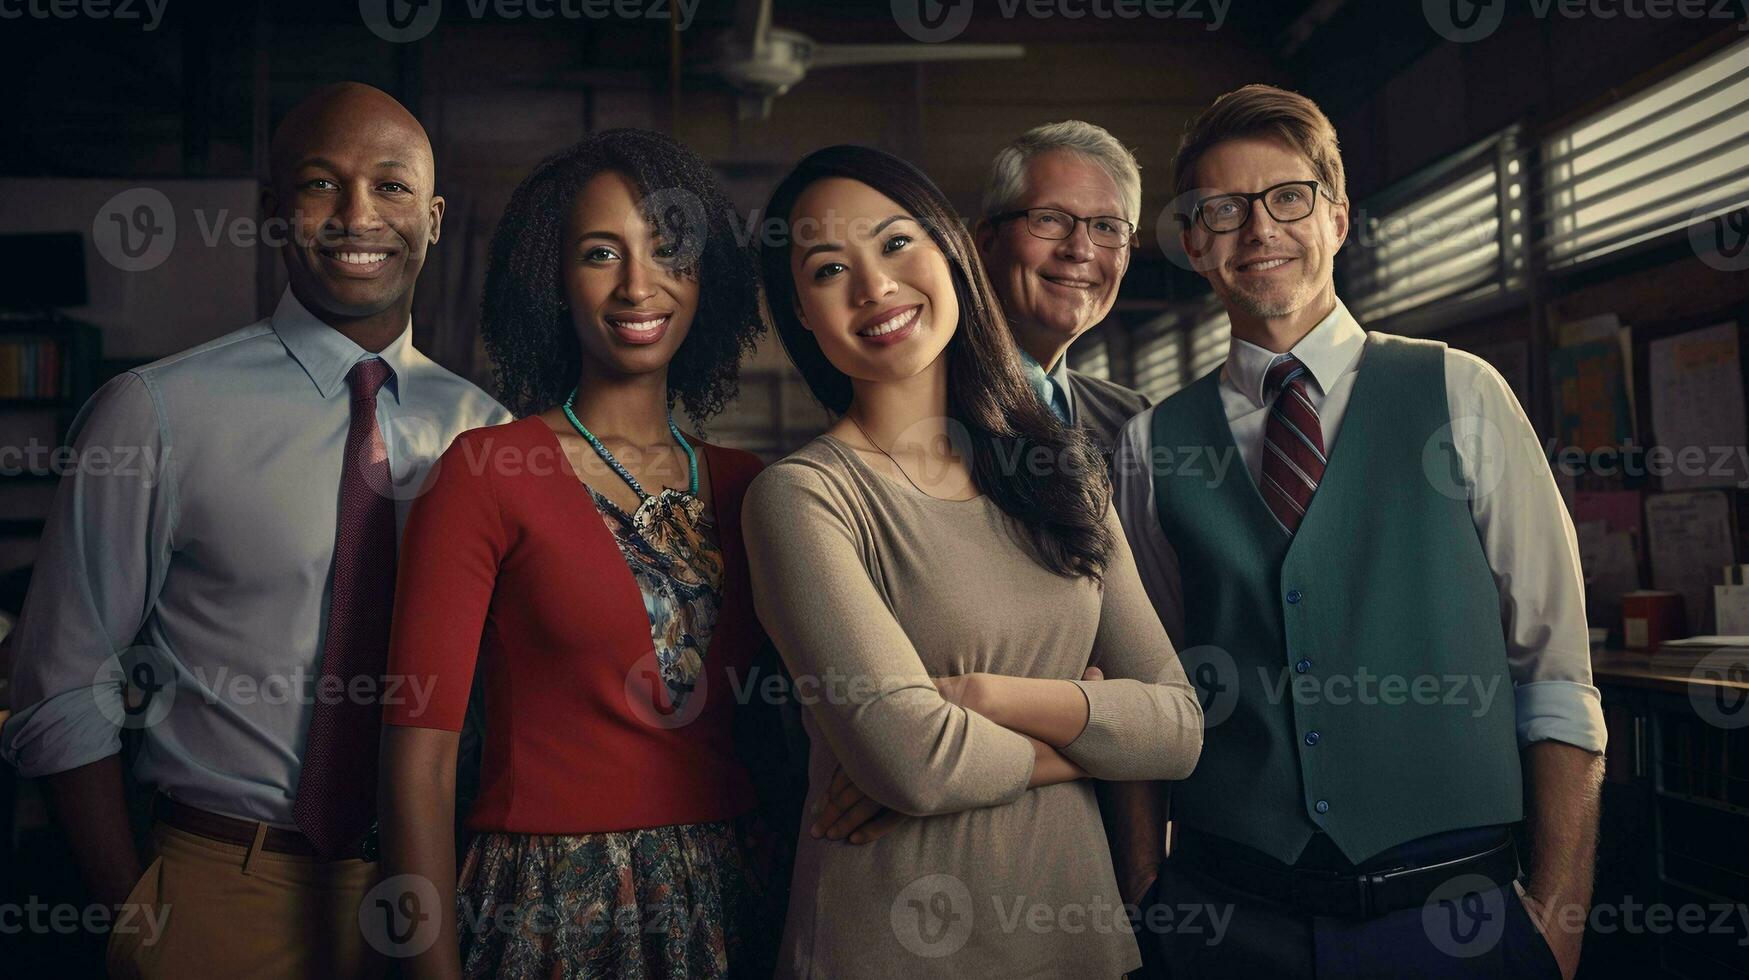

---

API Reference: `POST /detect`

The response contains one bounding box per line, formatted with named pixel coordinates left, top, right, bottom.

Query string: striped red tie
left=1260, top=354, right=1325, bottom=535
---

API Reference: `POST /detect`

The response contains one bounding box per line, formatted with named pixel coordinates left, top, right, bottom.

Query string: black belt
left=1175, top=828, right=1520, bottom=919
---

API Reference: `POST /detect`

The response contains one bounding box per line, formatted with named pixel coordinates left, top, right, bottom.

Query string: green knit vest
left=1151, top=334, right=1522, bottom=865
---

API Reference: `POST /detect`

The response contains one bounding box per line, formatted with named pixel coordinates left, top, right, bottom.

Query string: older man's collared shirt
left=0, top=289, right=511, bottom=826
left=1018, top=348, right=1073, bottom=425
left=1017, top=345, right=1153, bottom=468
left=1110, top=299, right=1606, bottom=754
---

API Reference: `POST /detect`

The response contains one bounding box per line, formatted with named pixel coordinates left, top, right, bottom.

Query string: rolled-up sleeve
left=1060, top=506, right=1203, bottom=781
left=1448, top=351, right=1606, bottom=753
left=742, top=461, right=1035, bottom=817
left=1, top=373, right=176, bottom=776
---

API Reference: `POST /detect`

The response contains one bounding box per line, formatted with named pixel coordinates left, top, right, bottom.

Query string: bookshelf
left=1594, top=655, right=1749, bottom=979
left=0, top=317, right=101, bottom=582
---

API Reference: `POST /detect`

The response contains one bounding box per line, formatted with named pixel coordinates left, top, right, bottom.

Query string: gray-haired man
left=975, top=120, right=1153, bottom=464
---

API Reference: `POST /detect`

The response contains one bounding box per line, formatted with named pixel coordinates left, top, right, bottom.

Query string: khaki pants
left=106, top=821, right=387, bottom=980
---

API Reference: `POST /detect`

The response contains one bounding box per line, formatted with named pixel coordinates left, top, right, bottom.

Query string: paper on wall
left=1646, top=491, right=1739, bottom=634
left=1650, top=323, right=1748, bottom=491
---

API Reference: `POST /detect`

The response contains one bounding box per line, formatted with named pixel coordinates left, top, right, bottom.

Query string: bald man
left=1, top=82, right=509, bottom=978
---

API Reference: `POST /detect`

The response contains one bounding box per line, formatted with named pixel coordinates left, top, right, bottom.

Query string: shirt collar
left=270, top=288, right=414, bottom=404
left=1221, top=298, right=1366, bottom=409
left=1017, top=346, right=1074, bottom=419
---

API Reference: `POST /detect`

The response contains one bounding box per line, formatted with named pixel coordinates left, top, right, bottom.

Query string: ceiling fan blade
left=731, top=0, right=772, bottom=49
left=737, top=93, right=775, bottom=121
left=808, top=43, right=1025, bottom=69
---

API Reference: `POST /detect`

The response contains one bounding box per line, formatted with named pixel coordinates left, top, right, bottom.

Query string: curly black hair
left=481, top=129, right=765, bottom=421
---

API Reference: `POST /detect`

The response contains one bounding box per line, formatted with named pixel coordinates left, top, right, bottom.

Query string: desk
left=1590, top=651, right=1749, bottom=979
left=1592, top=649, right=1749, bottom=699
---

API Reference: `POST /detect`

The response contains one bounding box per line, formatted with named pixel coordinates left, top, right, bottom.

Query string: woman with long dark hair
left=742, top=145, right=1203, bottom=978
left=378, top=129, right=786, bottom=979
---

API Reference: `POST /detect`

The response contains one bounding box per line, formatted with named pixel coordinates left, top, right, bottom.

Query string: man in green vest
left=1110, top=84, right=1603, bottom=979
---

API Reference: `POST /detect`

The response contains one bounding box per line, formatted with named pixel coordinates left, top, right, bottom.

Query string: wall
left=402, top=8, right=1283, bottom=452
left=0, top=178, right=261, bottom=359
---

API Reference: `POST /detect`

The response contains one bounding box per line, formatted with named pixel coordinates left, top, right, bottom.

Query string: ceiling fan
left=710, top=0, right=1025, bottom=119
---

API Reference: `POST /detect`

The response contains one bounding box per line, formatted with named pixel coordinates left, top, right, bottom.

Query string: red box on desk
left=1621, top=590, right=1685, bottom=652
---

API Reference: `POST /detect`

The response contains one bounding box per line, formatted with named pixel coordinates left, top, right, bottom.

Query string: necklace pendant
left=563, top=387, right=699, bottom=501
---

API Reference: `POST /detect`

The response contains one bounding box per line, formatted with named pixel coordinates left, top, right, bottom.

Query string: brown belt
left=153, top=793, right=347, bottom=858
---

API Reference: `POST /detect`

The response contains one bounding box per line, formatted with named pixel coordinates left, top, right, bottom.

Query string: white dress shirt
left=0, top=289, right=511, bottom=825
left=1111, top=299, right=1606, bottom=753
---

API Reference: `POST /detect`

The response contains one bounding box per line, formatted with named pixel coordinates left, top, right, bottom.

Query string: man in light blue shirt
left=976, top=120, right=1153, bottom=463
left=1016, top=346, right=1073, bottom=425
left=1, top=82, right=508, bottom=977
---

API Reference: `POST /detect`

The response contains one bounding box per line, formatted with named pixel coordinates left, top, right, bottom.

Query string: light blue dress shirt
left=0, top=289, right=510, bottom=825
left=1017, top=347, right=1073, bottom=425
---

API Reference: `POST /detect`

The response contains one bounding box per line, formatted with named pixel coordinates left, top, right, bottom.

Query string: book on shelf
left=0, top=339, right=65, bottom=399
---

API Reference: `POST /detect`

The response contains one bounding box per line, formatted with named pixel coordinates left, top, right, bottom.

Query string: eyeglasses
left=989, top=207, right=1136, bottom=249
left=1187, top=181, right=1338, bottom=234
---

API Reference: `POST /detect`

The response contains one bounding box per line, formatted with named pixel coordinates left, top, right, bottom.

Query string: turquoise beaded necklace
left=562, top=386, right=697, bottom=499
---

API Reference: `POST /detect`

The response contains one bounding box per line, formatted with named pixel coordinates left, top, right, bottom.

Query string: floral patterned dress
left=456, top=487, right=783, bottom=979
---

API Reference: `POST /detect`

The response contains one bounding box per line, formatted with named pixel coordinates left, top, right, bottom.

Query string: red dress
left=383, top=415, right=782, bottom=977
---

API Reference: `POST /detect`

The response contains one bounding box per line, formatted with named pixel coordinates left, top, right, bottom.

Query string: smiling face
left=266, top=88, right=443, bottom=322
left=1181, top=135, right=1348, bottom=333
left=977, top=150, right=1130, bottom=364
left=789, top=176, right=958, bottom=387
left=564, top=170, right=700, bottom=381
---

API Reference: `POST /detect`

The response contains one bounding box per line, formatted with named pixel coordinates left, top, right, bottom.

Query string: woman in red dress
left=378, top=129, right=788, bottom=979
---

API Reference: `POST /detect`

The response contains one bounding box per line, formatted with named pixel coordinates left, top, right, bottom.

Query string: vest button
left=1286, top=589, right=1302, bottom=604
left=1314, top=799, right=1330, bottom=814
left=1304, top=731, right=1321, bottom=746
left=1295, top=659, right=1312, bottom=673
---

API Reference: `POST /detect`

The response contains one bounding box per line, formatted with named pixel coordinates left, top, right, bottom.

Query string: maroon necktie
left=294, top=358, right=396, bottom=857
left=1260, top=354, right=1326, bottom=535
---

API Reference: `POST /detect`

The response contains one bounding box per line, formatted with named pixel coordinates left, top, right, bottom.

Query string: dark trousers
left=1134, top=835, right=1563, bottom=980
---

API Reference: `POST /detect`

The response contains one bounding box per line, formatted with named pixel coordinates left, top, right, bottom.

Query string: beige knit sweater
left=744, top=435, right=1203, bottom=979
